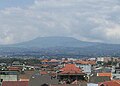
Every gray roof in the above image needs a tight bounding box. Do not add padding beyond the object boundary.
[28,74,59,86]
[89,76,110,84]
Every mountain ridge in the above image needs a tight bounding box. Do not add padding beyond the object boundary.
[0,37,120,57]
[0,37,100,48]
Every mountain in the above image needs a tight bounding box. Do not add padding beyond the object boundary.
[0,37,120,57]
[1,37,99,48]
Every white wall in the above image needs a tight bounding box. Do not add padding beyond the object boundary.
[0,75,18,81]
[76,64,91,74]
[87,83,98,86]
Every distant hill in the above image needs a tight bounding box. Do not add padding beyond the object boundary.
[0,37,120,57]
[1,37,99,48]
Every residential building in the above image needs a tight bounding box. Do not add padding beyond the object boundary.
[57,64,87,85]
[99,80,120,86]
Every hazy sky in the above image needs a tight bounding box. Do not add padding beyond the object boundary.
[0,0,120,44]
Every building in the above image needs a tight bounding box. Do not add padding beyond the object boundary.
[12,61,24,67]
[41,59,60,66]
[0,70,19,81]
[2,81,28,86]
[112,65,120,80]
[75,60,96,75]
[99,80,120,86]
[57,64,87,85]
[97,57,112,62]
[97,73,112,80]
[29,74,59,86]
[87,83,98,86]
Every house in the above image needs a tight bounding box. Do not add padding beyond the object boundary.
[97,73,112,80]
[41,59,60,66]
[19,70,36,81]
[112,66,120,80]
[2,81,28,86]
[28,74,59,86]
[12,61,24,67]
[0,70,19,81]
[87,83,98,86]
[41,59,49,65]
[40,71,48,75]
[75,60,96,75]
[57,64,87,85]
[97,58,104,62]
[97,57,112,63]
[89,73,111,84]
[49,59,60,66]
[99,80,120,86]
[8,66,22,72]
[94,67,111,73]
[0,63,6,67]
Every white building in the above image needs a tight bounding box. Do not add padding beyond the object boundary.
[76,64,92,75]
[97,57,104,62]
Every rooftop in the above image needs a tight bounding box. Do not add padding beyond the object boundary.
[97,73,112,77]
[59,64,84,75]
[2,81,28,86]
[99,80,120,86]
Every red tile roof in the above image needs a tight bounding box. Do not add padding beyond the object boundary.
[40,71,48,75]
[41,59,49,62]
[99,80,120,86]
[8,66,22,71]
[49,59,59,62]
[2,81,28,86]
[75,60,96,65]
[59,64,84,74]
[41,64,49,67]
[97,73,112,77]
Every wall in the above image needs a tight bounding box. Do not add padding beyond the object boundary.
[0,75,18,81]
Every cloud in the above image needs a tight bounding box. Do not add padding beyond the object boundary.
[0,0,120,44]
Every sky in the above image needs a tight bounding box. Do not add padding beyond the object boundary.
[0,0,120,44]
